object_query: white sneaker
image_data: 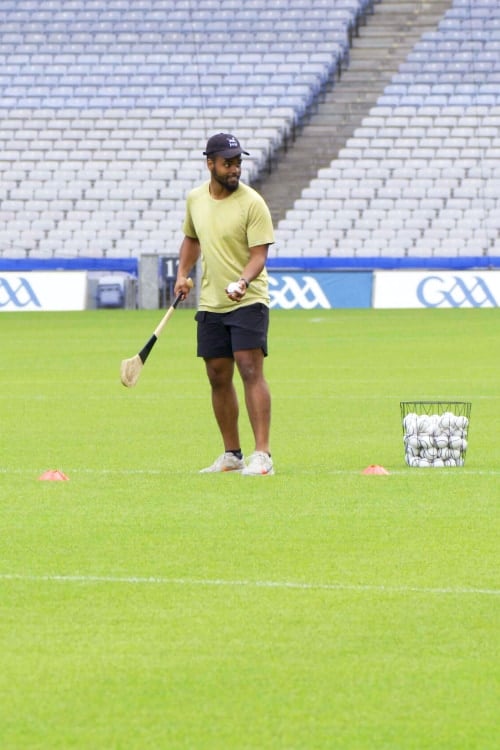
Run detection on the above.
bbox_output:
[199,452,245,473]
[241,451,275,476]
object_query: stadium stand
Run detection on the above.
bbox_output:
[273,0,500,260]
[0,0,498,263]
[0,0,368,258]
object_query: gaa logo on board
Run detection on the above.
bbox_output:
[0,277,41,308]
[269,275,330,309]
[416,275,498,308]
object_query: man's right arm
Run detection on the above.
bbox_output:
[175,235,200,298]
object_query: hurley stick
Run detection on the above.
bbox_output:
[120,278,193,387]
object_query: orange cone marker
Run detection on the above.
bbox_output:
[362,465,390,475]
[38,470,70,481]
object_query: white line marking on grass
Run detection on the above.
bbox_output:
[2,393,498,402]
[326,469,500,477]
[0,573,498,597]
[1,467,500,477]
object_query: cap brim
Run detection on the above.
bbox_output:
[204,148,250,158]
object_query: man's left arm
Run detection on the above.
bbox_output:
[226,244,269,300]
[241,244,269,286]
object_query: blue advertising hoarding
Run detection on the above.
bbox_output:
[268,271,372,309]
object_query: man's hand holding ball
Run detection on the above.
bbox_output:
[225,278,249,301]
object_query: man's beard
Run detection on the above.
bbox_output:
[213,170,240,193]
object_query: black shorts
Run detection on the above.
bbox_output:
[195,303,269,359]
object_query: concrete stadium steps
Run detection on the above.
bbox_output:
[255,0,456,224]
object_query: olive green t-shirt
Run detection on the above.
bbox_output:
[183,181,275,312]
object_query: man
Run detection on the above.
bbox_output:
[174,133,275,476]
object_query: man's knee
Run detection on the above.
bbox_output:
[205,357,234,388]
[235,350,264,384]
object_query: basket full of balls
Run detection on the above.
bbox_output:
[400,401,471,468]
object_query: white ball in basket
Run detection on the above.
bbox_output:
[450,435,467,451]
[439,412,455,430]
[403,413,418,434]
[429,414,440,434]
[423,446,439,461]
[417,415,431,432]
[405,434,419,451]
[418,434,433,450]
[434,432,449,449]
[417,457,432,468]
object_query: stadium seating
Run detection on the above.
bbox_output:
[0,0,498,263]
[273,0,500,260]
[0,0,367,258]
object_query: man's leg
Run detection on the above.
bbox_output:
[234,349,271,455]
[204,357,241,451]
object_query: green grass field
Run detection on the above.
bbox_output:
[1,307,498,750]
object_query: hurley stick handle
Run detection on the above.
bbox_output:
[153,277,193,338]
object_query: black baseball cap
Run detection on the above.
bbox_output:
[203,133,250,158]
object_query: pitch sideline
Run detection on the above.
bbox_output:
[0,573,498,597]
[0,467,499,477]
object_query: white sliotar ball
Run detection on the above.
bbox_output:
[418,434,433,450]
[406,434,419,450]
[449,435,467,451]
[434,432,449,449]
[226,281,241,294]
[417,457,432,468]
[424,446,438,460]
[439,412,454,430]
[417,415,431,433]
[405,444,418,458]
[429,414,440,434]
[403,413,418,434]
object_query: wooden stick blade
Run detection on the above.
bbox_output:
[120,354,143,388]
[119,279,192,388]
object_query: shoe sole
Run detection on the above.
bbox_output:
[241,468,275,476]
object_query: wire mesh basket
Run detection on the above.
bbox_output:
[400,401,471,468]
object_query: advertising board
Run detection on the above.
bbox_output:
[373,271,500,308]
[268,272,372,309]
[0,272,88,311]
